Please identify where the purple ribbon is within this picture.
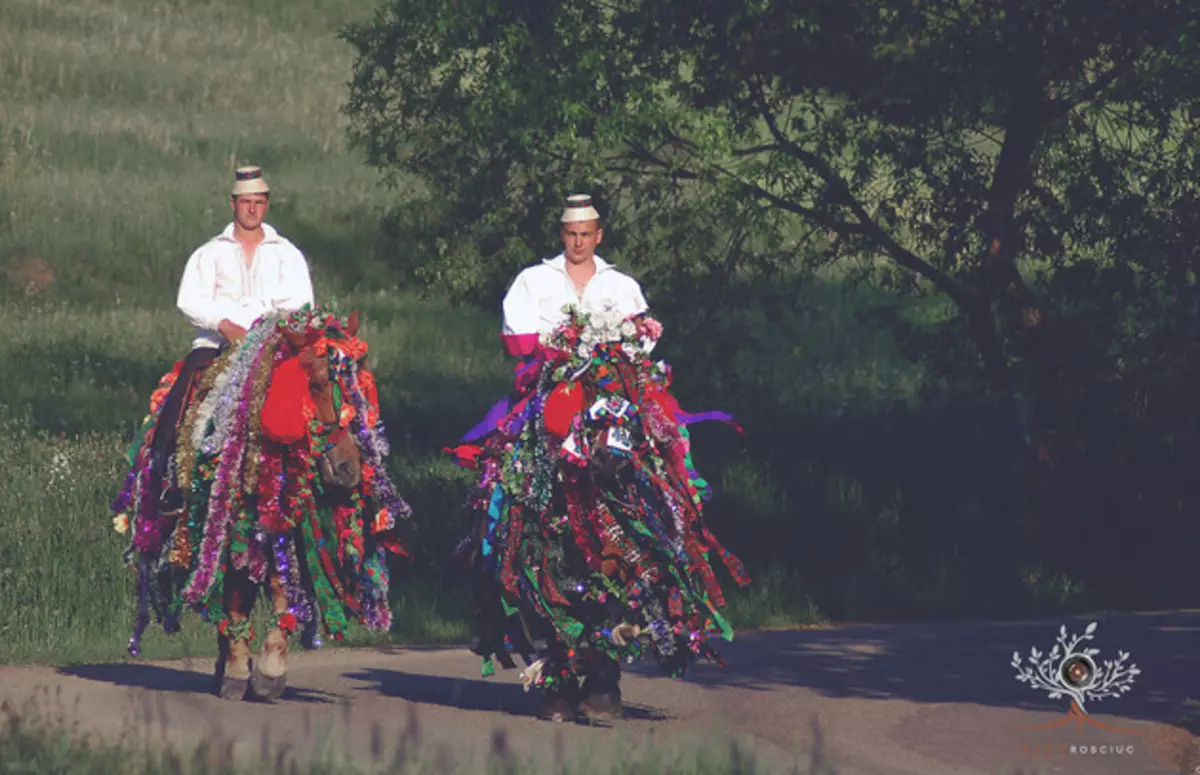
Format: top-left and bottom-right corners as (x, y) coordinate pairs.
(675, 410), (742, 432)
(461, 398), (513, 442)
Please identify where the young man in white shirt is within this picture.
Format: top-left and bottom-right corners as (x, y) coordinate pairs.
(499, 194), (648, 355)
(150, 166), (314, 511)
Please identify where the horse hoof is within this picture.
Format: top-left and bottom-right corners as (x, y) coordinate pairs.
(537, 694), (578, 723)
(251, 667), (287, 701)
(218, 675), (249, 701)
(578, 690), (623, 720)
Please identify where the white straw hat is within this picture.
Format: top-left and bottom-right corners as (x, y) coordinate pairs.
(231, 165), (270, 196)
(560, 194), (600, 223)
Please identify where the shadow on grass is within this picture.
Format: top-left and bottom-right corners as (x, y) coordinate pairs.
(1, 342), (172, 435)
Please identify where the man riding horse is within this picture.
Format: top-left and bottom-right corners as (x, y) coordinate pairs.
(112, 167), (411, 700)
(448, 195), (750, 722)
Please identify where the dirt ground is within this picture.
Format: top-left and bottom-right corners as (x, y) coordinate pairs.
(3, 611), (1198, 774)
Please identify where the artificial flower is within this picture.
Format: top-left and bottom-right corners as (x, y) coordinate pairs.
(372, 507), (391, 534)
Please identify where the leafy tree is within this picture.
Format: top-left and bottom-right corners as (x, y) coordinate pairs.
(343, 0), (1200, 539)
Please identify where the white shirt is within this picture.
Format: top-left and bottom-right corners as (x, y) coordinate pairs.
(502, 253), (648, 336)
(177, 223), (314, 350)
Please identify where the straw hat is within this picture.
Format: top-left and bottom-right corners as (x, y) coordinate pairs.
(231, 165), (270, 197)
(560, 194), (600, 223)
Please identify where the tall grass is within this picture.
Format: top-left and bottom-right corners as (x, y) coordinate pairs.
(0, 693), (818, 775)
(0, 0), (393, 306)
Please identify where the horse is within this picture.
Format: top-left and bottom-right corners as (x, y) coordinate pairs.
(111, 306), (411, 701)
(448, 305), (749, 719)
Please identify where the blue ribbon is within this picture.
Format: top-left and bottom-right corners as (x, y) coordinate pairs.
(482, 484), (504, 557)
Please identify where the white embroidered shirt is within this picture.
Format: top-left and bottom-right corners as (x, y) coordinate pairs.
(501, 254), (648, 337)
(176, 223), (314, 350)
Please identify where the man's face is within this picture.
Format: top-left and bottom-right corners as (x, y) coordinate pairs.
(231, 193), (269, 231)
(560, 221), (603, 265)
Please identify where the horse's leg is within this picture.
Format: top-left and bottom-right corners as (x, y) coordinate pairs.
(250, 570), (290, 701)
(216, 569), (255, 701)
(535, 637), (581, 722)
(577, 647), (624, 719)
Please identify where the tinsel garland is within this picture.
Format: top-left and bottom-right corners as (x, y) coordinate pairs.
(334, 349), (412, 523)
(257, 441), (288, 533)
(241, 339), (283, 493)
(198, 315), (282, 460)
(181, 325), (282, 601)
(452, 305), (751, 684)
(177, 348), (238, 493)
(113, 306), (412, 654)
(273, 533), (315, 627)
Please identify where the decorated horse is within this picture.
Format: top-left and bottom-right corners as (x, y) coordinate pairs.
(111, 306), (411, 700)
(447, 303), (750, 720)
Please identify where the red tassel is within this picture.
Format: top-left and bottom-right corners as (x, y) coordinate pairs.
(261, 357), (316, 444)
(444, 444), (483, 468)
(542, 382), (585, 438)
(645, 387), (682, 422)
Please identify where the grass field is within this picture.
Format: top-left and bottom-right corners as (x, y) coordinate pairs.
(0, 0), (1095, 670)
(1, 692), (819, 775)
(0, 0), (394, 306)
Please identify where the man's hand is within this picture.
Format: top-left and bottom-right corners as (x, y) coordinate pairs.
(218, 319), (248, 346)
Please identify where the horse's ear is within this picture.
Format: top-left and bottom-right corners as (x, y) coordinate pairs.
(346, 310), (360, 337)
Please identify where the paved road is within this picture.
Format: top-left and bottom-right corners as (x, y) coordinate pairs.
(2, 611), (1198, 774)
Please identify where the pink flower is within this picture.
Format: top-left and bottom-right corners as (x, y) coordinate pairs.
(641, 318), (664, 339)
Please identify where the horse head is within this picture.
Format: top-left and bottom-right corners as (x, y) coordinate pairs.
(278, 310), (366, 490)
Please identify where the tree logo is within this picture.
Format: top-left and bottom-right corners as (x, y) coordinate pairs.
(1012, 621), (1145, 733)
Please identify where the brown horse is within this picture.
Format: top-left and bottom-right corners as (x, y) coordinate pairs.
(115, 307), (410, 701)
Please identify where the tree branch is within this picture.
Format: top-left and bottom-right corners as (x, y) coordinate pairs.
(733, 143), (785, 156)
(1045, 52), (1139, 121)
(745, 80), (971, 306)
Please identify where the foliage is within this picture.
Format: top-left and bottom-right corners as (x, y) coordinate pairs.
(343, 0), (1200, 602)
(342, 0), (1199, 324)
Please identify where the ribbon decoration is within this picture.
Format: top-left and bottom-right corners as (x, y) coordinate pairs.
(452, 334), (741, 459)
(457, 334), (547, 444)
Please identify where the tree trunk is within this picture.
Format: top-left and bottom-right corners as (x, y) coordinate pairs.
(962, 294), (1034, 542)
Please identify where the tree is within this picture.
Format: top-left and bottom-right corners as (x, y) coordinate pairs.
(343, 0), (1200, 530)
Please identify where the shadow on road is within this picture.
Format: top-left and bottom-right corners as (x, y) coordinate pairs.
(346, 668), (535, 717)
(57, 663), (338, 704)
(344, 668), (671, 723)
(658, 610), (1200, 734)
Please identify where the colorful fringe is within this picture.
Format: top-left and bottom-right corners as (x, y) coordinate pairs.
(448, 305), (750, 685)
(111, 306), (411, 656)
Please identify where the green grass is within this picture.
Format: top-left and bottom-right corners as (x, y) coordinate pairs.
(0, 694), (823, 775)
(0, 0), (395, 306)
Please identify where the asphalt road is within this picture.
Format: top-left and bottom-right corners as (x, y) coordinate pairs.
(2, 610), (1198, 774)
